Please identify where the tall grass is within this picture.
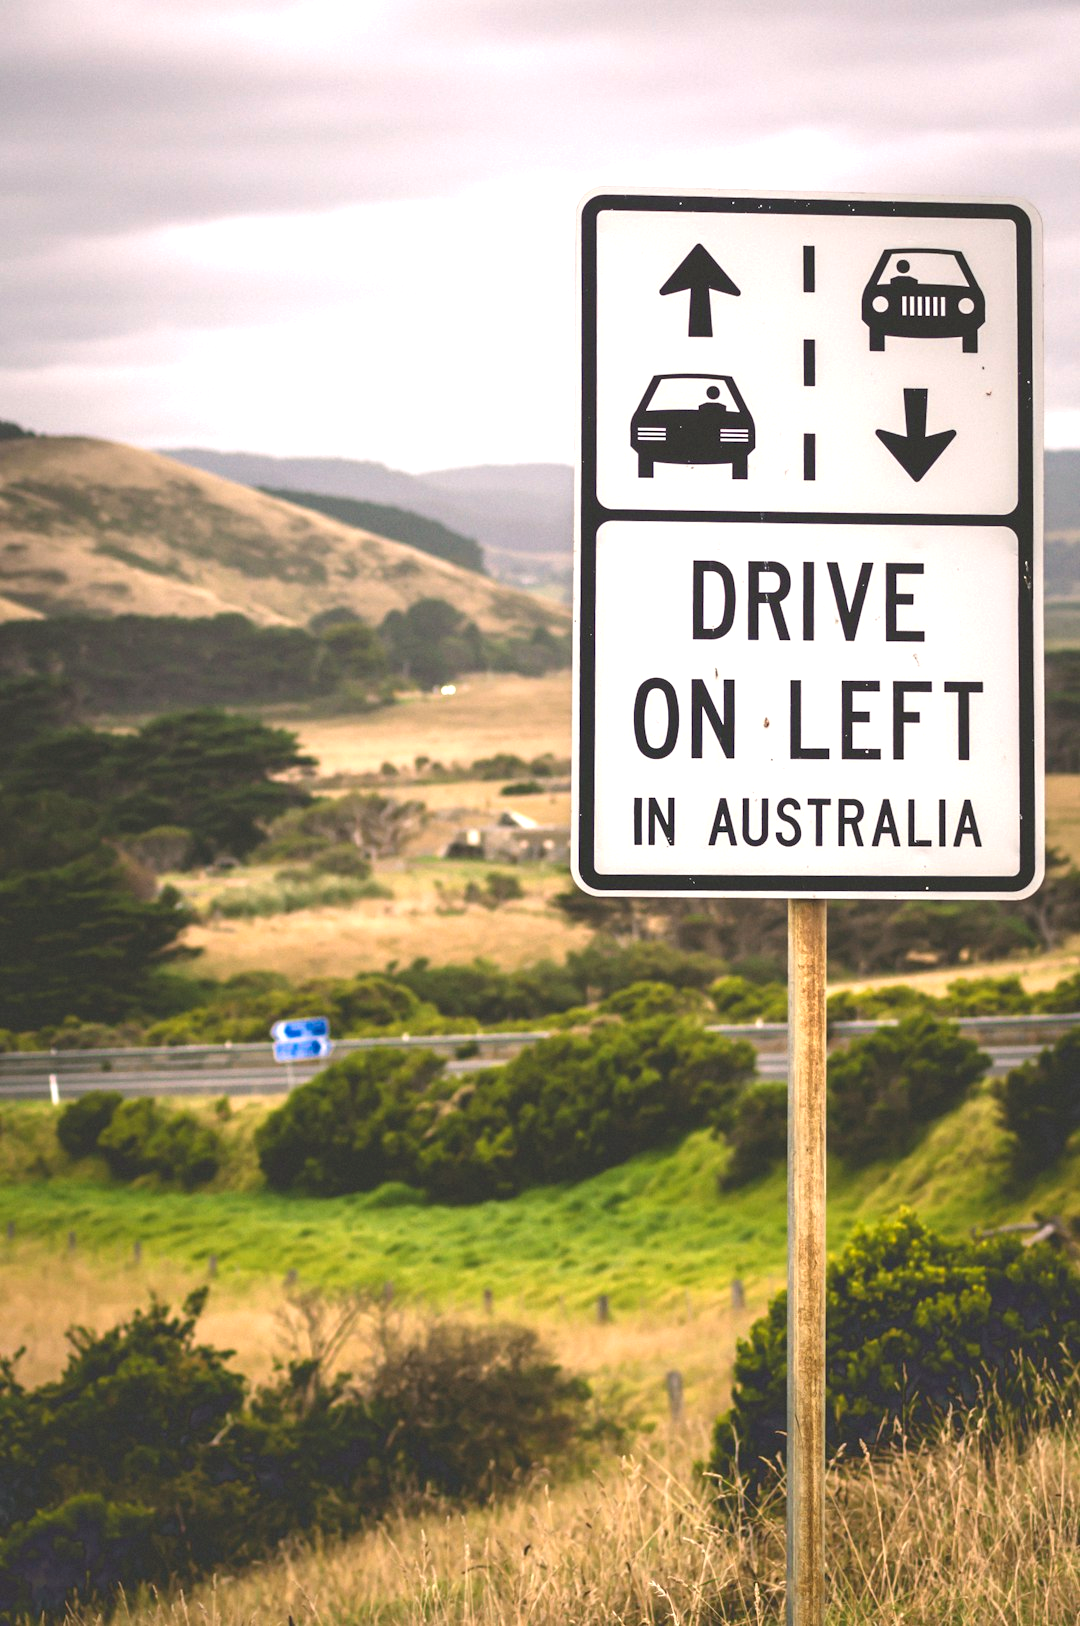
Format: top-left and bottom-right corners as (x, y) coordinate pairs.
(205, 872), (391, 919)
(68, 1405), (1080, 1625)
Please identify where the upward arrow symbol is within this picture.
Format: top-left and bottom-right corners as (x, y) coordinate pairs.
(659, 244), (741, 337)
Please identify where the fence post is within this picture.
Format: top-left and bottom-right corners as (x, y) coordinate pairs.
(665, 1369), (684, 1422)
(596, 1293), (610, 1324)
(732, 1277), (746, 1311)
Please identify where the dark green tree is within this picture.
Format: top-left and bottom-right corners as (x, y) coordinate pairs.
(995, 1027), (1080, 1177)
(721, 1081), (788, 1188)
(379, 598), (484, 686)
(706, 1211), (1080, 1505)
(827, 1012), (988, 1165)
(0, 849), (193, 1028)
(7, 709), (313, 862)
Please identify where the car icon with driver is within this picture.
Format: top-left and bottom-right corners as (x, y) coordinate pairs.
(630, 373), (755, 478)
(862, 248), (985, 353)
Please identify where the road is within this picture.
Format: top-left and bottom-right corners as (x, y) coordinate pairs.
(0, 1032), (1062, 1103)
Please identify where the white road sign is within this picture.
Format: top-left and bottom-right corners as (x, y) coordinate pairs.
(573, 191), (1043, 900)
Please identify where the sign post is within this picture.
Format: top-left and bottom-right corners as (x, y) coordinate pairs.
(574, 189), (1042, 1626)
(787, 898), (826, 1625)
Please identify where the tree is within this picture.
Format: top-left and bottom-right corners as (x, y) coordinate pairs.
(0, 849), (193, 1028)
(995, 1027), (1080, 1178)
(379, 598), (484, 686)
(7, 709), (314, 862)
(260, 792), (426, 865)
(721, 1081), (788, 1188)
(706, 1211), (1080, 1505)
(827, 1012), (987, 1165)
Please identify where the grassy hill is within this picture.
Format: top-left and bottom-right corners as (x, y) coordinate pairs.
(0, 435), (568, 637)
(1, 1082), (1074, 1319)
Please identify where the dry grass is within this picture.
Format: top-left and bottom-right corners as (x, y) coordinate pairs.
(0, 437), (569, 635)
(1048, 773), (1080, 868)
(289, 672), (572, 778)
(181, 873), (589, 980)
(0, 1246), (757, 1427)
(69, 1411), (1080, 1626)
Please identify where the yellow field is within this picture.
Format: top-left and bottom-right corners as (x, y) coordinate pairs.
(181, 857), (589, 979)
(0, 1245), (755, 1432)
(288, 671), (572, 778)
(172, 678), (1080, 986)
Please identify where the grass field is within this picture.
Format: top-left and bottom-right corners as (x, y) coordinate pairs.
(4, 1091), (1080, 1624)
(169, 671), (1080, 985)
(3, 1086), (1077, 1391)
(66, 1415), (1080, 1626)
(284, 671), (572, 780)
(181, 858), (589, 979)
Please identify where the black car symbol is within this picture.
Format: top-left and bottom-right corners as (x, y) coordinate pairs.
(862, 249), (985, 353)
(630, 374), (755, 478)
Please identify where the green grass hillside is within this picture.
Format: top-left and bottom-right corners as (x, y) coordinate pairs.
(1, 1084), (1074, 1316)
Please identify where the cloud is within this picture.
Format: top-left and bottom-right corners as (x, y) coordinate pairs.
(2, 0), (1078, 461)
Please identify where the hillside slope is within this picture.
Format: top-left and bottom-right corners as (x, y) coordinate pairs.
(0, 1087), (1074, 1312)
(163, 446), (573, 580)
(0, 437), (567, 635)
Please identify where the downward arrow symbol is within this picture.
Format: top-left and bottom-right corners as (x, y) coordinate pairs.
(876, 389), (957, 481)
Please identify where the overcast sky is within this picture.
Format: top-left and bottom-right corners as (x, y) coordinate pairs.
(3, 0), (1078, 471)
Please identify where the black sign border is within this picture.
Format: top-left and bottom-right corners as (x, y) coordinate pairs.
(575, 193), (1039, 897)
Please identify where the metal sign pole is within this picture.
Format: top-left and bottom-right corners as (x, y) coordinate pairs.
(787, 898), (827, 1626)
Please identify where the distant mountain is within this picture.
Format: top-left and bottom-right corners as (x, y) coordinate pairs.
(165, 445), (1080, 577)
(161, 448), (574, 587)
(1047, 449), (1080, 533)
(0, 436), (569, 638)
(260, 488), (486, 576)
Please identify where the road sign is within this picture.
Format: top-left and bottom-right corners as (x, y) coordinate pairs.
(574, 191), (1043, 899)
(270, 1016), (332, 1064)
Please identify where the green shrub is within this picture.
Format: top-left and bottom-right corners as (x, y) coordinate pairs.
(0, 1289), (606, 1618)
(363, 1317), (604, 1500)
(144, 971), (436, 1046)
(939, 974), (1032, 1016)
(55, 1091), (123, 1160)
(1035, 971), (1080, 1013)
(255, 1047), (446, 1195)
(0, 1493), (157, 1621)
(0, 1287), (608, 1619)
(391, 956), (583, 1024)
(721, 1082), (788, 1188)
(711, 976), (787, 1023)
(995, 1027), (1080, 1177)
(257, 1018), (755, 1203)
(416, 1018), (757, 1204)
(597, 980), (712, 1023)
(827, 1012), (988, 1165)
(826, 984), (936, 1022)
(97, 1099), (221, 1188)
(464, 872), (525, 909)
(706, 1210), (1080, 1504)
(206, 872), (387, 919)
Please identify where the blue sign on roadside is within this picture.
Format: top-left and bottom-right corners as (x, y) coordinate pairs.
(271, 1017), (330, 1042)
(270, 1016), (332, 1064)
(273, 1036), (333, 1063)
